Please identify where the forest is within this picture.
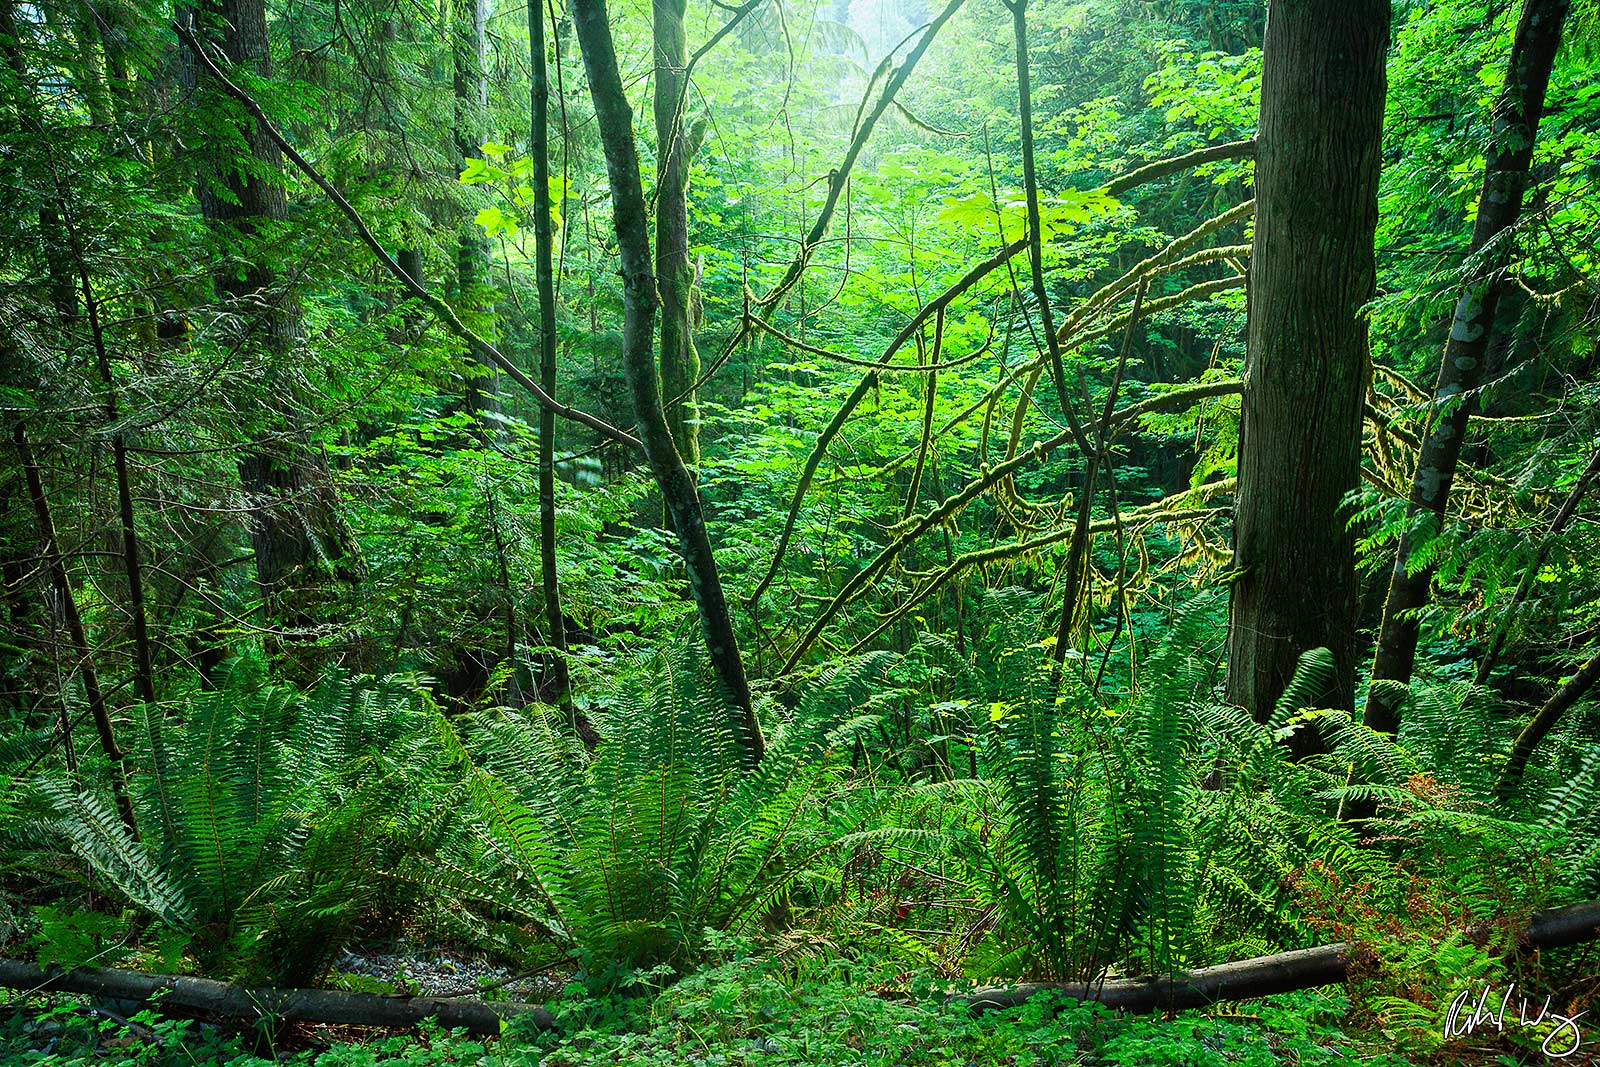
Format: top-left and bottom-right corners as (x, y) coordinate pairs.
(2, 0), (1600, 1061)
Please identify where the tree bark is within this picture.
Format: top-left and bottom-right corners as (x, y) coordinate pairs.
(569, 0), (763, 766)
(960, 899), (1600, 1014)
(453, 0), (498, 428)
(1226, 0), (1388, 739)
(0, 958), (553, 1037)
(653, 0), (704, 467)
(529, 0), (583, 737)
(1364, 0), (1571, 738)
(189, 0), (361, 669)
(64, 212), (158, 710)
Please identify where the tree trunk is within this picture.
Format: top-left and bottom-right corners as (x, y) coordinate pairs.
(70, 221), (158, 710)
(0, 958), (553, 1037)
(528, 0), (584, 738)
(1496, 646), (1600, 800)
(191, 0), (361, 670)
(1225, 0), (1388, 738)
(14, 423), (139, 839)
(453, 0), (498, 428)
(1363, 0), (1570, 737)
(569, 0), (763, 766)
(653, 0), (704, 467)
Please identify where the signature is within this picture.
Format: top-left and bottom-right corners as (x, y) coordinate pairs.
(1444, 982), (1586, 1059)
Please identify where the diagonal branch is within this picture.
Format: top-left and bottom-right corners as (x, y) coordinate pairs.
(177, 20), (642, 452)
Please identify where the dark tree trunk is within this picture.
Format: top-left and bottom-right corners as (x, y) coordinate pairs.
(191, 0), (361, 668)
(653, 0), (703, 467)
(569, 0), (764, 766)
(453, 0), (497, 429)
(528, 0), (584, 737)
(15, 424), (139, 839)
(1226, 0), (1388, 738)
(1363, 0), (1570, 737)
(0, 0), (79, 324)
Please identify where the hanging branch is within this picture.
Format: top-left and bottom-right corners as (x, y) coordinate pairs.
(1101, 138), (1255, 197)
(175, 20), (641, 453)
(14, 423), (139, 840)
(778, 374), (1245, 671)
(748, 192), (1253, 611)
(846, 484), (1233, 655)
(1047, 280), (1145, 674)
(746, 236), (1028, 607)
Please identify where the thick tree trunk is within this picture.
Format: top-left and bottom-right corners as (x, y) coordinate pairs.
(1364, 0), (1571, 737)
(1226, 0), (1388, 737)
(569, 0), (763, 766)
(191, 0), (361, 667)
(653, 0), (703, 467)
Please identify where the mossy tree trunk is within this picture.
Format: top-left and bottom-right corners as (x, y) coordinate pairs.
(570, 0), (763, 766)
(191, 0), (362, 671)
(1363, 0), (1570, 738)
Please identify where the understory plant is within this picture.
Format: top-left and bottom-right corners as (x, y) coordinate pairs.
(415, 643), (893, 984)
(24, 666), (441, 984)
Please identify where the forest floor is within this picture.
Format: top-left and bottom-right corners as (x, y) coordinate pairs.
(0, 962), (1451, 1067)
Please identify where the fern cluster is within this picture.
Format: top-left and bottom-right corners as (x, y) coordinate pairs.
(414, 642), (889, 984)
(26, 667), (440, 983)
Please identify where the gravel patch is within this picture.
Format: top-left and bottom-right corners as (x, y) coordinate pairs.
(330, 947), (568, 1002)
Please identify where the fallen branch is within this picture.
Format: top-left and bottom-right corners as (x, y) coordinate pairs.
(6, 899), (1595, 1033)
(957, 899), (1600, 1014)
(0, 958), (553, 1036)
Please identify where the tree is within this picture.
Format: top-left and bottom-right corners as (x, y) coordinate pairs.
(569, 0), (763, 765)
(529, 0), (582, 737)
(454, 0), (498, 427)
(1363, 0), (1571, 738)
(1225, 0), (1389, 733)
(653, 0), (706, 467)
(188, 0), (363, 666)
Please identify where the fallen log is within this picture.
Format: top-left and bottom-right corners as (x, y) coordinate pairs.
(3, 901), (1597, 1033)
(0, 959), (553, 1037)
(957, 899), (1600, 1013)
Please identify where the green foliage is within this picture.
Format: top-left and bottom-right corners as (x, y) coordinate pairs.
(25, 669), (439, 984)
(0, 968), (1423, 1067)
(417, 644), (892, 983)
